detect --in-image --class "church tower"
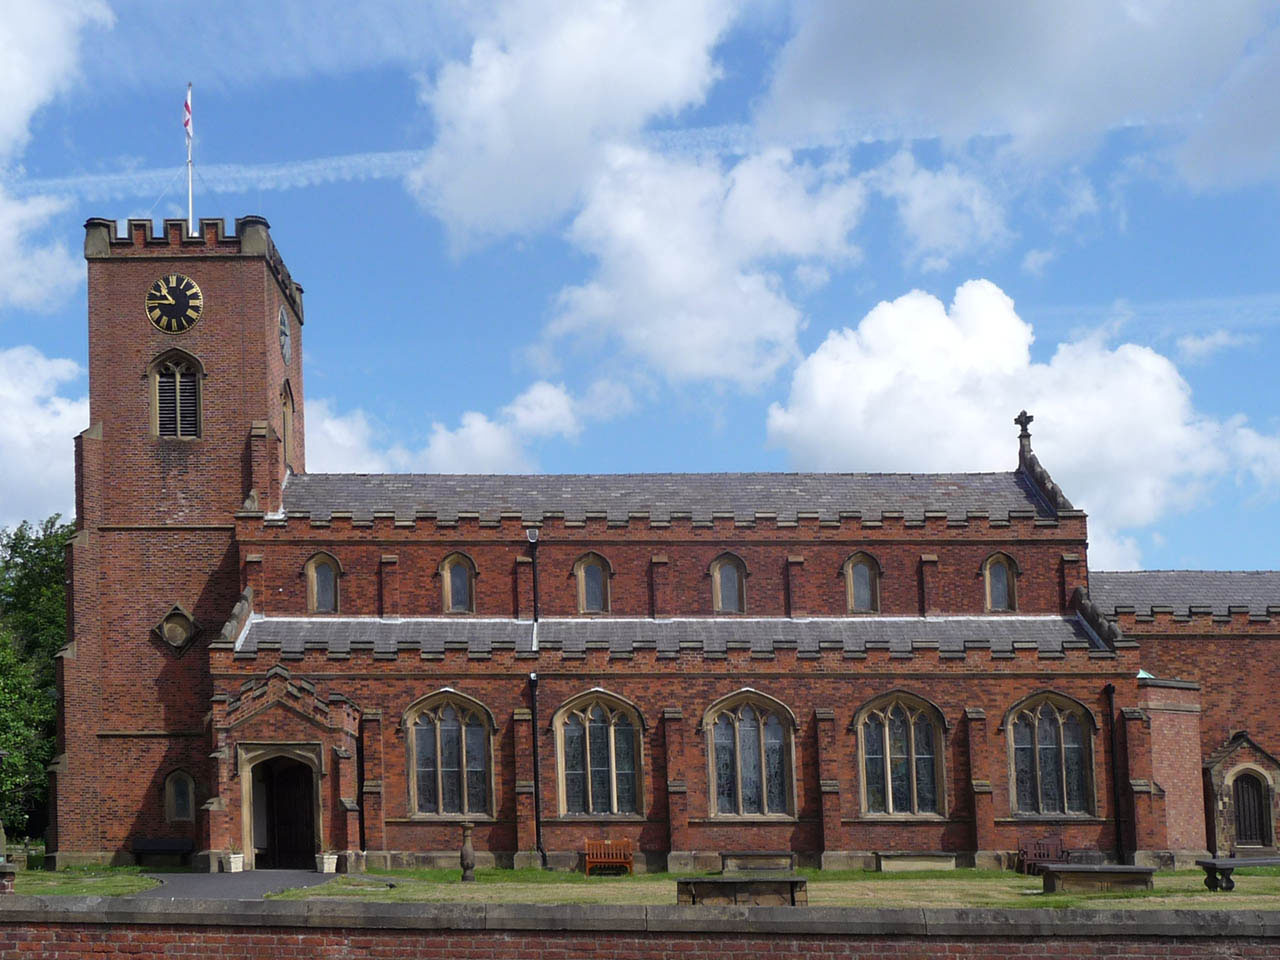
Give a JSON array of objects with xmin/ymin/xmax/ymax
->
[{"xmin": 50, "ymin": 217, "xmax": 304, "ymax": 866}]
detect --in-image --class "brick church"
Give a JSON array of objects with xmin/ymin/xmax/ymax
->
[{"xmin": 49, "ymin": 215, "xmax": 1280, "ymax": 873}]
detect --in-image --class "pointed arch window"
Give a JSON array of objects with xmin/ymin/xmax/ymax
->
[
  {"xmin": 164, "ymin": 770, "xmax": 195, "ymax": 822},
  {"xmin": 440, "ymin": 553, "xmax": 476, "ymax": 614},
  {"xmin": 573, "ymin": 553, "xmax": 611, "ymax": 614},
  {"xmin": 857, "ymin": 694, "xmax": 944, "ymax": 816},
  {"xmin": 705, "ymin": 692, "xmax": 795, "ymax": 817},
  {"xmin": 983, "ymin": 553, "xmax": 1018, "ymax": 611},
  {"xmin": 150, "ymin": 351, "xmax": 202, "ymax": 438},
  {"xmin": 710, "ymin": 554, "xmax": 747, "ymax": 614},
  {"xmin": 408, "ymin": 693, "xmax": 494, "ymax": 817},
  {"xmin": 1008, "ymin": 694, "xmax": 1094, "ymax": 815},
  {"xmin": 304, "ymin": 553, "xmax": 340, "ymax": 614},
  {"xmin": 844, "ymin": 553, "xmax": 881, "ymax": 613},
  {"xmin": 555, "ymin": 692, "xmax": 642, "ymax": 815}
]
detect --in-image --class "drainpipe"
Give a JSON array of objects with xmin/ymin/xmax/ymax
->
[
  {"xmin": 529, "ymin": 672, "xmax": 547, "ymax": 868},
  {"xmin": 527, "ymin": 527, "xmax": 541, "ymax": 624},
  {"xmin": 1103, "ymin": 683, "xmax": 1125, "ymax": 864}
]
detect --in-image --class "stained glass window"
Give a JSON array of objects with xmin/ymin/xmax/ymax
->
[
  {"xmin": 861, "ymin": 698, "xmax": 943, "ymax": 815},
  {"xmin": 710, "ymin": 698, "xmax": 793, "ymax": 816},
  {"xmin": 412, "ymin": 698, "xmax": 492, "ymax": 817},
  {"xmin": 1010, "ymin": 698, "xmax": 1092, "ymax": 816},
  {"xmin": 559, "ymin": 697, "xmax": 643, "ymax": 815}
]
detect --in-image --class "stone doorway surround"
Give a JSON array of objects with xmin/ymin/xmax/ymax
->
[
  {"xmin": 237, "ymin": 742, "xmax": 323, "ymax": 871},
  {"xmin": 1204, "ymin": 731, "xmax": 1280, "ymax": 857}
]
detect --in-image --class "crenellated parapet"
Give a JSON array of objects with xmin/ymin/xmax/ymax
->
[{"xmin": 83, "ymin": 215, "xmax": 303, "ymax": 320}]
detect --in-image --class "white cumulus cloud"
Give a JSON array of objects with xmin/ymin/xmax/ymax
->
[
  {"xmin": 1175, "ymin": 329, "xmax": 1253, "ymax": 364},
  {"xmin": 307, "ymin": 381, "xmax": 584, "ymax": 474},
  {"xmin": 758, "ymin": 1, "xmax": 1276, "ymax": 175},
  {"xmin": 766, "ymin": 279, "xmax": 1280, "ymax": 568},
  {"xmin": 0, "ymin": 346, "xmax": 88, "ymax": 530},
  {"xmin": 551, "ymin": 145, "xmax": 865, "ymax": 388},
  {"xmin": 870, "ymin": 151, "xmax": 1008, "ymax": 271},
  {"xmin": 409, "ymin": 0, "xmax": 737, "ymax": 241}
]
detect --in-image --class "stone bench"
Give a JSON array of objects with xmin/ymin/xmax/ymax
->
[
  {"xmin": 130, "ymin": 838, "xmax": 195, "ymax": 866},
  {"xmin": 1195, "ymin": 856, "xmax": 1280, "ymax": 891},
  {"xmin": 1040, "ymin": 863, "xmax": 1155, "ymax": 893},
  {"xmin": 874, "ymin": 852, "xmax": 956, "ymax": 872},
  {"xmin": 676, "ymin": 873, "xmax": 807, "ymax": 906},
  {"xmin": 720, "ymin": 850, "xmax": 796, "ymax": 873}
]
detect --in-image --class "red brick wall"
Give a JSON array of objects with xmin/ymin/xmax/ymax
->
[
  {"xmin": 210, "ymin": 643, "xmax": 1132, "ymax": 860},
  {"xmin": 1138, "ymin": 681, "xmax": 1207, "ymax": 853},
  {"xmin": 238, "ymin": 520, "xmax": 1088, "ymax": 619},
  {"xmin": 0, "ymin": 922, "xmax": 1274, "ymax": 960}
]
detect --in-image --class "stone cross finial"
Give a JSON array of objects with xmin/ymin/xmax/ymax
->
[{"xmin": 1014, "ymin": 410, "xmax": 1034, "ymax": 439}]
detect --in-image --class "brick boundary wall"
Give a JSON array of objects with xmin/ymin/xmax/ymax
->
[{"xmin": 3, "ymin": 898, "xmax": 1280, "ymax": 959}]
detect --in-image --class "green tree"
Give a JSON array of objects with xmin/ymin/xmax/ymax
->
[
  {"xmin": 0, "ymin": 516, "xmax": 75, "ymax": 687},
  {"xmin": 0, "ymin": 625, "xmax": 55, "ymax": 835},
  {"xmin": 0, "ymin": 515, "xmax": 73, "ymax": 837}
]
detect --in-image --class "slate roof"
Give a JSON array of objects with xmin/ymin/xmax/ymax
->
[
  {"xmin": 1090, "ymin": 570, "xmax": 1280, "ymax": 618},
  {"xmin": 280, "ymin": 471, "xmax": 1058, "ymax": 523},
  {"xmin": 233, "ymin": 615, "xmax": 1106, "ymax": 659}
]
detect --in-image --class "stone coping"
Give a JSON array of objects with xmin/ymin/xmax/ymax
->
[{"xmin": 3, "ymin": 897, "xmax": 1280, "ymax": 938}]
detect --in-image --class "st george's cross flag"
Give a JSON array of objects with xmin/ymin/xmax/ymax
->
[{"xmin": 184, "ymin": 84, "xmax": 192, "ymax": 144}]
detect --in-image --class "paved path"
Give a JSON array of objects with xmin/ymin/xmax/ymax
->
[{"xmin": 128, "ymin": 869, "xmax": 333, "ymax": 900}]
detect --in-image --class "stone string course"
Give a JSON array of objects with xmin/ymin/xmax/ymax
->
[{"xmin": 2, "ymin": 899, "xmax": 1280, "ymax": 960}]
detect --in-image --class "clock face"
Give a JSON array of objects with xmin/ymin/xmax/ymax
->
[
  {"xmin": 278, "ymin": 306, "xmax": 292, "ymax": 364},
  {"xmin": 145, "ymin": 274, "xmax": 203, "ymax": 334}
]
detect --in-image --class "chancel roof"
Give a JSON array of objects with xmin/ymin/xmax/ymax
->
[
  {"xmin": 1090, "ymin": 570, "xmax": 1280, "ymax": 618},
  {"xmin": 280, "ymin": 471, "xmax": 1059, "ymax": 524},
  {"xmin": 232, "ymin": 615, "xmax": 1105, "ymax": 659}
]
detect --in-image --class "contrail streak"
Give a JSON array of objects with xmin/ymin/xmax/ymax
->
[{"xmin": 5, "ymin": 124, "xmax": 905, "ymax": 202}]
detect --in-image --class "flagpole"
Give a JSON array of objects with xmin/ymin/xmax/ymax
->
[{"xmin": 186, "ymin": 83, "xmax": 194, "ymax": 236}]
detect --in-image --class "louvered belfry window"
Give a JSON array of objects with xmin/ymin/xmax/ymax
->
[{"xmin": 155, "ymin": 357, "xmax": 200, "ymax": 438}]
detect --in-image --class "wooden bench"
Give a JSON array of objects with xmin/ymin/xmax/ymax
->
[
  {"xmin": 1195, "ymin": 856, "xmax": 1280, "ymax": 891},
  {"xmin": 130, "ymin": 838, "xmax": 195, "ymax": 866},
  {"xmin": 1040, "ymin": 863, "xmax": 1155, "ymax": 893},
  {"xmin": 721, "ymin": 850, "xmax": 796, "ymax": 873},
  {"xmin": 1017, "ymin": 835, "xmax": 1066, "ymax": 875},
  {"xmin": 584, "ymin": 837, "xmax": 633, "ymax": 876}
]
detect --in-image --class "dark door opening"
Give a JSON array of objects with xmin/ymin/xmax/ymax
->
[
  {"xmin": 252, "ymin": 757, "xmax": 316, "ymax": 869},
  {"xmin": 1234, "ymin": 773, "xmax": 1268, "ymax": 847}
]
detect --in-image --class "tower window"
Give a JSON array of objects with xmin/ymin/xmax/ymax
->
[{"xmin": 151, "ymin": 353, "xmax": 201, "ymax": 438}]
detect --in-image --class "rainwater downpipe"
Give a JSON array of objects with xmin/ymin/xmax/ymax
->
[
  {"xmin": 527, "ymin": 527, "xmax": 547, "ymax": 867},
  {"xmin": 1103, "ymin": 683, "xmax": 1125, "ymax": 864}
]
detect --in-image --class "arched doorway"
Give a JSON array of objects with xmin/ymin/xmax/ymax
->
[
  {"xmin": 251, "ymin": 757, "xmax": 317, "ymax": 869},
  {"xmin": 1234, "ymin": 773, "xmax": 1269, "ymax": 848}
]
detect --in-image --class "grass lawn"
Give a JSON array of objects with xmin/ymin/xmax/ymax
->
[
  {"xmin": 13, "ymin": 866, "xmax": 159, "ymax": 897},
  {"xmin": 270, "ymin": 864, "xmax": 1280, "ymax": 910}
]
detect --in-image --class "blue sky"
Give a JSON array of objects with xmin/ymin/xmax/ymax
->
[{"xmin": 2, "ymin": 1, "xmax": 1279, "ymax": 571}]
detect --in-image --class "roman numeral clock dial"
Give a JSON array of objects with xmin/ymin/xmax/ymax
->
[{"xmin": 145, "ymin": 274, "xmax": 203, "ymax": 333}]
